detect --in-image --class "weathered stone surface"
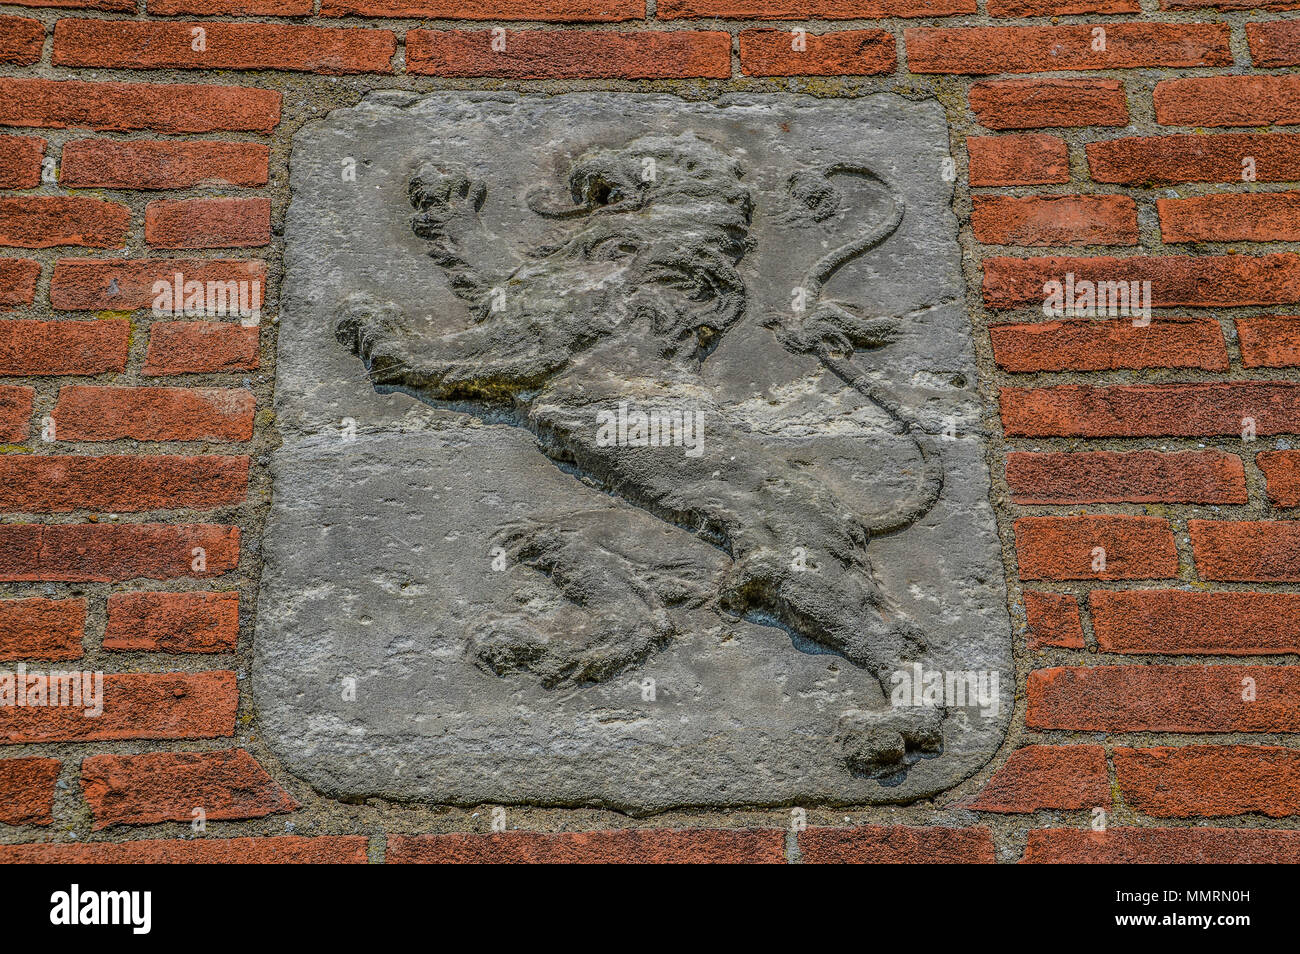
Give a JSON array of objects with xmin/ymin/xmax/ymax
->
[{"xmin": 255, "ymin": 91, "xmax": 1011, "ymax": 810}]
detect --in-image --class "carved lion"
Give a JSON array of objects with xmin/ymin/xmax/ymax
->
[{"xmin": 336, "ymin": 132, "xmax": 946, "ymax": 777}]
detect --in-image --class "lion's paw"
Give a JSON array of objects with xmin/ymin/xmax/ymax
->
[{"xmin": 834, "ymin": 707, "xmax": 944, "ymax": 779}]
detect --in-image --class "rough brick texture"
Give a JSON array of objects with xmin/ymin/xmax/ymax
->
[
  {"xmin": 1092, "ymin": 590, "xmax": 1300, "ymax": 654},
  {"xmin": 104, "ymin": 590, "xmax": 239, "ymax": 653},
  {"xmin": 145, "ymin": 197, "xmax": 272, "ymax": 249},
  {"xmin": 0, "ymin": 598, "xmax": 84, "ymax": 660},
  {"xmin": 144, "ymin": 322, "xmax": 260, "ymax": 375},
  {"xmin": 0, "ymin": 523, "xmax": 239, "ymax": 582},
  {"xmin": 0, "ymin": 79, "xmax": 281, "ymax": 134},
  {"xmin": 990, "ymin": 318, "xmax": 1228, "ymax": 372},
  {"xmin": 0, "ymin": 836, "xmax": 368, "ymax": 864},
  {"xmin": 970, "ymin": 79, "xmax": 1128, "ymax": 130},
  {"xmin": 0, "ymin": 671, "xmax": 237, "ymax": 743},
  {"xmin": 60, "ymin": 140, "xmax": 270, "ymax": 190},
  {"xmin": 1014, "ymin": 515, "xmax": 1178, "ymax": 580},
  {"xmin": 388, "ymin": 829, "xmax": 786, "ymax": 864},
  {"xmin": 1028, "ymin": 666, "xmax": 1300, "ymax": 732},
  {"xmin": 972, "ymin": 195, "xmax": 1136, "ymax": 246},
  {"xmin": 969, "ymin": 745, "xmax": 1109, "ymax": 813},
  {"xmin": 0, "ymin": 757, "xmax": 60, "ymax": 826},
  {"xmin": 0, "ymin": 455, "xmax": 249, "ymax": 512},
  {"xmin": 52, "ymin": 20, "xmax": 397, "ymax": 74},
  {"xmin": 1023, "ymin": 591, "xmax": 1085, "ymax": 650},
  {"xmin": 407, "ymin": 30, "xmax": 733, "ymax": 79},
  {"xmin": 1024, "ymin": 828, "xmax": 1300, "ymax": 864},
  {"xmin": 81, "ymin": 749, "xmax": 295, "ymax": 829},
  {"xmin": 50, "ymin": 386, "xmax": 255, "ymax": 442},
  {"xmin": 738, "ymin": 29, "xmax": 894, "ymax": 76},
  {"xmin": 798, "ymin": 826, "xmax": 996, "ymax": 864},
  {"xmin": 1115, "ymin": 746, "xmax": 1300, "ymax": 818},
  {"xmin": 1005, "ymin": 450, "xmax": 1246, "ymax": 504},
  {"xmin": 0, "ymin": 320, "xmax": 128, "ymax": 376}
]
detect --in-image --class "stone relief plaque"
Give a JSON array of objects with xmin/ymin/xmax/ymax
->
[{"xmin": 255, "ymin": 91, "xmax": 1013, "ymax": 810}]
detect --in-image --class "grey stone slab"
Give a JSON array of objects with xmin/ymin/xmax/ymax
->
[{"xmin": 255, "ymin": 91, "xmax": 1012, "ymax": 811}]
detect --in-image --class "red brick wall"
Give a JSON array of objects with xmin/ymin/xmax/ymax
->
[{"xmin": 2, "ymin": 0, "xmax": 1299, "ymax": 864}]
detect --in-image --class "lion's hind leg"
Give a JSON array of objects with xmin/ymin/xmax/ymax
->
[{"xmin": 467, "ymin": 512, "xmax": 718, "ymax": 689}]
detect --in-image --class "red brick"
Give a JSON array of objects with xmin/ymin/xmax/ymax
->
[
  {"xmin": 1027, "ymin": 665, "xmax": 1300, "ymax": 732},
  {"xmin": 0, "ymin": 197, "xmax": 128, "ymax": 250},
  {"xmin": 990, "ymin": 318, "xmax": 1227, "ymax": 373},
  {"xmin": 406, "ymin": 30, "xmax": 731, "ymax": 79},
  {"xmin": 1089, "ymin": 134, "xmax": 1300, "ymax": 184},
  {"xmin": 0, "ymin": 136, "xmax": 45, "ymax": 188},
  {"xmin": 1155, "ymin": 76, "xmax": 1300, "ymax": 128},
  {"xmin": 0, "ymin": 455, "xmax": 248, "ymax": 513},
  {"xmin": 0, "ymin": 385, "xmax": 32, "ymax": 441},
  {"xmin": 1239, "ymin": 316, "xmax": 1300, "ymax": 368},
  {"xmin": 50, "ymin": 258, "xmax": 265, "ymax": 312},
  {"xmin": 104, "ymin": 590, "xmax": 239, "ymax": 653},
  {"xmin": 0, "ymin": 670, "xmax": 236, "ymax": 742},
  {"xmin": 969, "ymin": 745, "xmax": 1109, "ymax": 813},
  {"xmin": 1248, "ymin": 19, "xmax": 1300, "ymax": 67},
  {"xmin": 739, "ymin": 29, "xmax": 893, "ymax": 77},
  {"xmin": 51, "ymin": 386, "xmax": 254, "ymax": 442},
  {"xmin": 984, "ymin": 254, "xmax": 1300, "ymax": 308},
  {"xmin": 0, "ymin": 16, "xmax": 43, "ymax": 65},
  {"xmin": 970, "ymin": 79, "xmax": 1128, "ymax": 130},
  {"xmin": 659, "ymin": 0, "xmax": 973, "ymax": 15},
  {"xmin": 3, "ymin": 0, "xmax": 133, "ymax": 8},
  {"xmin": 1015, "ymin": 515, "xmax": 1178, "ymax": 581},
  {"xmin": 145, "ymin": 198, "xmax": 271, "ymax": 250},
  {"xmin": 0, "ymin": 598, "xmax": 83, "ymax": 661},
  {"xmin": 388, "ymin": 829, "xmax": 786, "ymax": 864},
  {"xmin": 60, "ymin": 140, "xmax": 269, "ymax": 190},
  {"xmin": 968, "ymin": 135, "xmax": 1069, "ymax": 187},
  {"xmin": 0, "ymin": 259, "xmax": 39, "ymax": 309},
  {"xmin": 322, "ymin": 0, "xmax": 640, "ymax": 16},
  {"xmin": 1005, "ymin": 450, "xmax": 1246, "ymax": 505},
  {"xmin": 0, "ymin": 79, "xmax": 280, "ymax": 135},
  {"xmin": 1092, "ymin": 589, "xmax": 1300, "ymax": 655},
  {"xmin": 1191, "ymin": 520, "xmax": 1300, "ymax": 582},
  {"xmin": 1024, "ymin": 591, "xmax": 1084, "ymax": 650},
  {"xmin": 990, "ymin": 0, "xmax": 1139, "ymax": 12},
  {"xmin": 1164, "ymin": 0, "xmax": 1300, "ymax": 7},
  {"xmin": 144, "ymin": 321, "xmax": 259, "ymax": 375},
  {"xmin": 1259, "ymin": 450, "xmax": 1300, "ymax": 505},
  {"xmin": 1001, "ymin": 383, "xmax": 1300, "ymax": 438},
  {"xmin": 973, "ymin": 195, "xmax": 1136, "ymax": 247},
  {"xmin": 0, "ymin": 835, "xmax": 368, "ymax": 864},
  {"xmin": 0, "ymin": 758, "xmax": 59, "ymax": 825},
  {"xmin": 150, "ymin": 0, "xmax": 312, "ymax": 12},
  {"xmin": 906, "ymin": 24, "xmax": 1230, "ymax": 75},
  {"xmin": 0, "ymin": 320, "xmax": 127, "ymax": 376},
  {"xmin": 1116, "ymin": 746, "xmax": 1300, "ymax": 819},
  {"xmin": 53, "ymin": 20, "xmax": 396, "ymax": 75},
  {"xmin": 0, "ymin": 523, "xmax": 239, "ymax": 582},
  {"xmin": 1159, "ymin": 193, "xmax": 1300, "ymax": 245},
  {"xmin": 799, "ymin": 826, "xmax": 995, "ymax": 864},
  {"xmin": 1024, "ymin": 827, "xmax": 1300, "ymax": 864},
  {"xmin": 81, "ymin": 749, "xmax": 294, "ymax": 829}
]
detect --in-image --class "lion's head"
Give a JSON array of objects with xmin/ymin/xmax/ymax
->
[{"xmin": 410, "ymin": 133, "xmax": 754, "ymax": 372}]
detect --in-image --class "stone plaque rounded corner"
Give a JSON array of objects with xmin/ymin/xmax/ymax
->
[{"xmin": 254, "ymin": 89, "xmax": 1013, "ymax": 812}]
